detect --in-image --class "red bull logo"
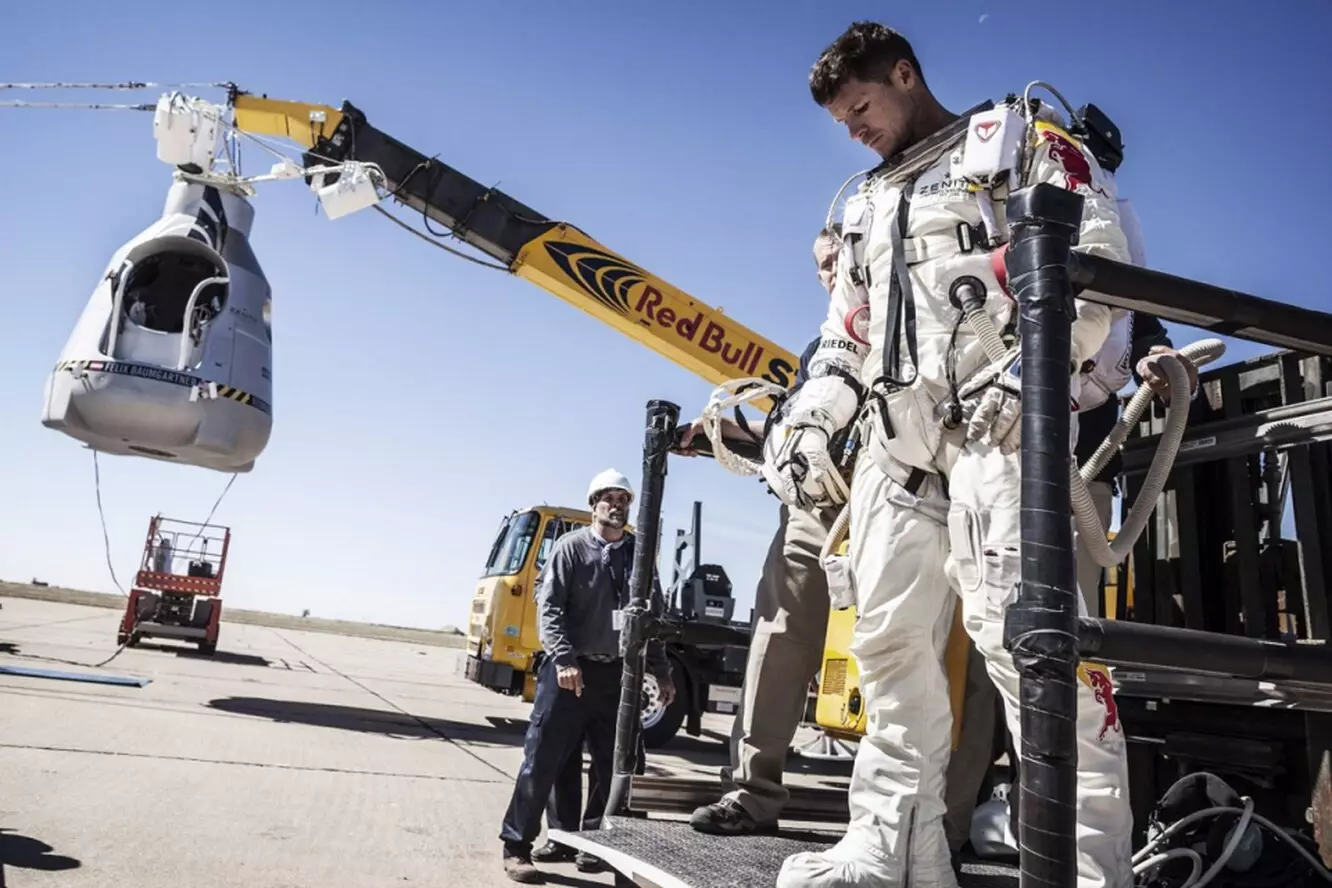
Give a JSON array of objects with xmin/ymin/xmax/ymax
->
[
  {"xmin": 1040, "ymin": 128, "xmax": 1108, "ymax": 197},
  {"xmin": 1077, "ymin": 662, "xmax": 1121, "ymax": 742}
]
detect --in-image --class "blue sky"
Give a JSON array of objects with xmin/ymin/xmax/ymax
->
[{"xmin": 3, "ymin": 1, "xmax": 1330, "ymax": 630}]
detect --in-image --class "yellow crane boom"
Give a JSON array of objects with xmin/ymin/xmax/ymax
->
[{"xmin": 229, "ymin": 91, "xmax": 800, "ymax": 405}]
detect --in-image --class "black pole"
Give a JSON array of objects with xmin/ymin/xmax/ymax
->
[
  {"xmin": 1002, "ymin": 182, "xmax": 1085, "ymax": 888},
  {"xmin": 1078, "ymin": 617, "xmax": 1332, "ymax": 684},
  {"xmin": 605, "ymin": 398, "xmax": 679, "ymax": 818},
  {"xmin": 1066, "ymin": 253, "xmax": 1332, "ymax": 358}
]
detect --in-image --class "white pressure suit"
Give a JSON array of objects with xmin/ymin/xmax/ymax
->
[{"xmin": 768, "ymin": 109, "xmax": 1135, "ymax": 888}]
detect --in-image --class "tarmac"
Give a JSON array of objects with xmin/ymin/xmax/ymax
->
[{"xmin": 0, "ymin": 591, "xmax": 850, "ymax": 888}]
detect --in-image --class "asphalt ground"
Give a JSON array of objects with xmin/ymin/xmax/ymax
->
[{"xmin": 0, "ymin": 594, "xmax": 850, "ymax": 888}]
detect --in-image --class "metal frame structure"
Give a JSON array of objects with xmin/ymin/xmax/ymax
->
[
  {"xmin": 551, "ymin": 182, "xmax": 1332, "ymax": 887},
  {"xmin": 117, "ymin": 515, "xmax": 231, "ymax": 655},
  {"xmin": 1107, "ymin": 349, "xmax": 1332, "ymax": 850}
]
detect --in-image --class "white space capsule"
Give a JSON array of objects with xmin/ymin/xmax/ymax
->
[{"xmin": 41, "ymin": 176, "xmax": 274, "ymax": 473}]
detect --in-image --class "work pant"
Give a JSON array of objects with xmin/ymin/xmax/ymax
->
[
  {"xmin": 546, "ymin": 715, "xmax": 646, "ymax": 833},
  {"xmin": 779, "ymin": 443, "xmax": 1133, "ymax": 888},
  {"xmin": 722, "ymin": 502, "xmax": 837, "ymax": 823},
  {"xmin": 499, "ymin": 656, "xmax": 619, "ymax": 852},
  {"xmin": 1074, "ymin": 479, "xmax": 1116, "ymax": 620}
]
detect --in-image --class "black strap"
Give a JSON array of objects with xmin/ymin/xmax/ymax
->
[
  {"xmin": 881, "ymin": 184, "xmax": 919, "ymax": 385},
  {"xmin": 904, "ymin": 467, "xmax": 927, "ymax": 496}
]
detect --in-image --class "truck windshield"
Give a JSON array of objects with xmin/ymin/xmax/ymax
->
[{"xmin": 483, "ymin": 510, "xmax": 542, "ymax": 577}]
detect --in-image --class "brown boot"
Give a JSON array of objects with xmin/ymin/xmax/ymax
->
[{"xmin": 502, "ymin": 848, "xmax": 545, "ymax": 884}]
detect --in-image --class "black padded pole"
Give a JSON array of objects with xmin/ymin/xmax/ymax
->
[
  {"xmin": 1002, "ymin": 182, "xmax": 1086, "ymax": 888},
  {"xmin": 605, "ymin": 398, "xmax": 679, "ymax": 818},
  {"xmin": 1066, "ymin": 253, "xmax": 1332, "ymax": 358},
  {"xmin": 1079, "ymin": 617, "xmax": 1332, "ymax": 684}
]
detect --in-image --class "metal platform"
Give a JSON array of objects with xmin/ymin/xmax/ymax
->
[{"xmin": 548, "ymin": 816, "xmax": 1018, "ymax": 888}]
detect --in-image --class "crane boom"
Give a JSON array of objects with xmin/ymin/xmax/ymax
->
[{"xmin": 230, "ymin": 93, "xmax": 800, "ymax": 401}]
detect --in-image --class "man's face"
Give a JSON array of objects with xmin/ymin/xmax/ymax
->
[
  {"xmin": 824, "ymin": 72, "xmax": 917, "ymax": 159},
  {"xmin": 592, "ymin": 489, "xmax": 631, "ymax": 528},
  {"xmin": 813, "ymin": 228, "xmax": 840, "ymax": 294}
]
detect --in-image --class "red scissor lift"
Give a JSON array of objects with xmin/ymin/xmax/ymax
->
[{"xmin": 117, "ymin": 515, "xmax": 231, "ymax": 655}]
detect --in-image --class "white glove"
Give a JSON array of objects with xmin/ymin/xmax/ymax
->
[
  {"xmin": 958, "ymin": 347, "xmax": 1023, "ymax": 455},
  {"xmin": 761, "ymin": 408, "xmax": 850, "ymax": 509},
  {"xmin": 958, "ymin": 347, "xmax": 1083, "ymax": 455}
]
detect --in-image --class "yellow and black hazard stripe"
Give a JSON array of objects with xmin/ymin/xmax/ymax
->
[
  {"xmin": 214, "ymin": 384, "xmax": 253, "ymax": 406},
  {"xmin": 54, "ymin": 359, "xmax": 271, "ymax": 416}
]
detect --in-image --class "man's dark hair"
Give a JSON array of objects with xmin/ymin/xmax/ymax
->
[{"xmin": 809, "ymin": 22, "xmax": 925, "ymax": 106}]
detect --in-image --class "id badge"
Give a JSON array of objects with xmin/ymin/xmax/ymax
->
[{"xmin": 612, "ymin": 609, "xmax": 624, "ymax": 631}]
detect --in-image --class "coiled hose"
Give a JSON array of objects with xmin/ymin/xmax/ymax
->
[
  {"xmin": 697, "ymin": 377, "xmax": 857, "ymax": 570},
  {"xmin": 962, "ymin": 297, "xmax": 1225, "ymax": 567}
]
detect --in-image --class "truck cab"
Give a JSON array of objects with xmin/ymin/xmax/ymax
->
[{"xmin": 464, "ymin": 506, "xmax": 589, "ymax": 701}]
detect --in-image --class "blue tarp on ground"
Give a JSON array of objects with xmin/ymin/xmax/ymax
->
[{"xmin": 0, "ymin": 664, "xmax": 150, "ymax": 687}]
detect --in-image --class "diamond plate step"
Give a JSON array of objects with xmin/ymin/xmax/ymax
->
[{"xmin": 548, "ymin": 816, "xmax": 1018, "ymax": 888}]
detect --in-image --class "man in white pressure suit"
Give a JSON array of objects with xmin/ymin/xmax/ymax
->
[{"xmin": 760, "ymin": 20, "xmax": 1146, "ymax": 888}]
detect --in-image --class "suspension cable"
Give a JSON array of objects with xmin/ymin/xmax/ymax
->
[{"xmin": 0, "ymin": 80, "xmax": 235, "ymax": 91}]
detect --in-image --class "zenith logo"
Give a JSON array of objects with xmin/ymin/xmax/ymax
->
[
  {"xmin": 974, "ymin": 120, "xmax": 1000, "ymax": 143},
  {"xmin": 543, "ymin": 241, "xmax": 645, "ymax": 317}
]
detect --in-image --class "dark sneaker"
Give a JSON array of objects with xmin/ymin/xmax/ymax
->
[
  {"xmin": 502, "ymin": 848, "xmax": 545, "ymax": 884},
  {"xmin": 688, "ymin": 797, "xmax": 777, "ymax": 836},
  {"xmin": 531, "ymin": 841, "xmax": 576, "ymax": 863},
  {"xmin": 575, "ymin": 851, "xmax": 606, "ymax": 873}
]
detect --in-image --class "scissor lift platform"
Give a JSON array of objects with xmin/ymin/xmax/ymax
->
[{"xmin": 117, "ymin": 515, "xmax": 231, "ymax": 655}]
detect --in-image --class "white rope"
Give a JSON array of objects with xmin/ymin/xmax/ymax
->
[{"xmin": 699, "ymin": 378, "xmax": 788, "ymax": 476}]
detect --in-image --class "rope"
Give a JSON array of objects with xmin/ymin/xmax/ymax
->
[
  {"xmin": 0, "ymin": 80, "xmax": 235, "ymax": 91},
  {"xmin": 699, "ymin": 378, "xmax": 788, "ymax": 476},
  {"xmin": 370, "ymin": 204, "xmax": 510, "ymax": 270},
  {"xmin": 178, "ymin": 472, "xmax": 238, "ymax": 560},
  {"xmin": 93, "ymin": 451, "xmax": 127, "ymax": 597},
  {"xmin": 0, "ymin": 101, "xmax": 155, "ymax": 111}
]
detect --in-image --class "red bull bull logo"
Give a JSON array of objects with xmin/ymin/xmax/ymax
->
[
  {"xmin": 1040, "ymin": 127, "xmax": 1108, "ymax": 197},
  {"xmin": 1077, "ymin": 662, "xmax": 1121, "ymax": 742}
]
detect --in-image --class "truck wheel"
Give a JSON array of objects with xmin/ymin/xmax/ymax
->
[{"xmin": 641, "ymin": 671, "xmax": 687, "ymax": 749}]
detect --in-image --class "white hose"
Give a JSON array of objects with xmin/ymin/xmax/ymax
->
[
  {"xmin": 964, "ymin": 300, "xmax": 1225, "ymax": 570},
  {"xmin": 820, "ymin": 502, "xmax": 851, "ymax": 564},
  {"xmin": 1078, "ymin": 339, "xmax": 1222, "ymax": 481},
  {"xmin": 1074, "ymin": 338, "xmax": 1225, "ymax": 568},
  {"xmin": 698, "ymin": 377, "xmax": 789, "ymax": 477},
  {"xmin": 963, "ymin": 304, "xmax": 1009, "ymax": 367}
]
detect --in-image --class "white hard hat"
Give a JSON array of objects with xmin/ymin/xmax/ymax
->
[{"xmin": 587, "ymin": 468, "xmax": 634, "ymax": 505}]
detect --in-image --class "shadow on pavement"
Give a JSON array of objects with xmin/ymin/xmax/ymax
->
[
  {"xmin": 485, "ymin": 715, "xmax": 533, "ymax": 735},
  {"xmin": 207, "ymin": 696, "xmax": 528, "ymax": 746},
  {"xmin": 0, "ymin": 828, "xmax": 81, "ymax": 873},
  {"xmin": 137, "ymin": 642, "xmax": 272, "ymax": 668}
]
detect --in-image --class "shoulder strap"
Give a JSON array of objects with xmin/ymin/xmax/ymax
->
[{"xmin": 880, "ymin": 183, "xmax": 920, "ymax": 386}]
